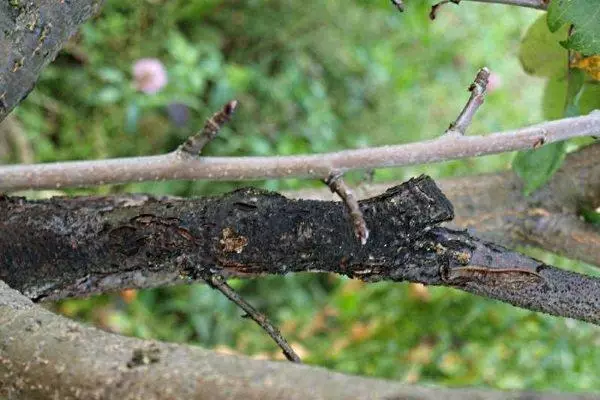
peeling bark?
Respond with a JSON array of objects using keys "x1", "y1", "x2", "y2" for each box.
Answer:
[
  {"x1": 292, "y1": 143, "x2": 600, "y2": 267},
  {"x1": 1, "y1": 175, "x2": 599, "y2": 324}
]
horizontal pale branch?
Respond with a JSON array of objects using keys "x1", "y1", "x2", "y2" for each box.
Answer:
[
  {"x1": 461, "y1": 0, "x2": 548, "y2": 10},
  {"x1": 0, "y1": 112, "x2": 599, "y2": 191},
  {"x1": 1, "y1": 176, "x2": 599, "y2": 325},
  {"x1": 0, "y1": 281, "x2": 588, "y2": 400}
]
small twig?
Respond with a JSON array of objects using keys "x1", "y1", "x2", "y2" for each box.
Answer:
[
  {"x1": 177, "y1": 100, "x2": 239, "y2": 156},
  {"x1": 206, "y1": 274, "x2": 301, "y2": 363},
  {"x1": 324, "y1": 171, "x2": 369, "y2": 245},
  {"x1": 390, "y1": 0, "x2": 405, "y2": 12},
  {"x1": 445, "y1": 67, "x2": 490, "y2": 136}
]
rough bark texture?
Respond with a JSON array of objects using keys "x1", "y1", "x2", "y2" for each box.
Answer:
[
  {"x1": 1, "y1": 175, "x2": 599, "y2": 325},
  {"x1": 292, "y1": 143, "x2": 600, "y2": 267},
  {"x1": 0, "y1": 0, "x2": 103, "y2": 122},
  {"x1": 1, "y1": 280, "x2": 592, "y2": 400}
]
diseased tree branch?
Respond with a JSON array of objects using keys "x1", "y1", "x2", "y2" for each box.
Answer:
[
  {"x1": 1, "y1": 176, "x2": 599, "y2": 325},
  {"x1": 291, "y1": 143, "x2": 600, "y2": 268},
  {"x1": 2, "y1": 280, "x2": 592, "y2": 400},
  {"x1": 0, "y1": 111, "x2": 599, "y2": 191}
]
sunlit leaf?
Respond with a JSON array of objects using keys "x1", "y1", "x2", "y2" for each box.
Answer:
[{"x1": 519, "y1": 15, "x2": 569, "y2": 77}]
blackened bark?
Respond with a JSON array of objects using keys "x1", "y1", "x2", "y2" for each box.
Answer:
[
  {"x1": 0, "y1": 0, "x2": 103, "y2": 122},
  {"x1": 291, "y1": 143, "x2": 600, "y2": 268},
  {"x1": 1, "y1": 176, "x2": 599, "y2": 324}
]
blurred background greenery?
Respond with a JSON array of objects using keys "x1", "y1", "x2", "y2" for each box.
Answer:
[{"x1": 3, "y1": 0, "x2": 600, "y2": 392}]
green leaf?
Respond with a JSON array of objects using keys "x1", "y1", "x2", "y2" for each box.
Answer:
[
  {"x1": 580, "y1": 206, "x2": 600, "y2": 225},
  {"x1": 516, "y1": 71, "x2": 584, "y2": 195},
  {"x1": 579, "y1": 83, "x2": 600, "y2": 113},
  {"x1": 512, "y1": 142, "x2": 567, "y2": 195},
  {"x1": 519, "y1": 15, "x2": 569, "y2": 77},
  {"x1": 564, "y1": 69, "x2": 585, "y2": 117},
  {"x1": 541, "y1": 78, "x2": 567, "y2": 119},
  {"x1": 547, "y1": 0, "x2": 600, "y2": 54}
]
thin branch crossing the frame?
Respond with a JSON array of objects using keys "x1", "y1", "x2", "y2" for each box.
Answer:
[
  {"x1": 1, "y1": 111, "x2": 599, "y2": 191},
  {"x1": 430, "y1": 0, "x2": 548, "y2": 19}
]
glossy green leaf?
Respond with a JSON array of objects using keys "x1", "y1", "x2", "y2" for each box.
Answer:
[
  {"x1": 513, "y1": 142, "x2": 567, "y2": 195},
  {"x1": 547, "y1": 0, "x2": 600, "y2": 54},
  {"x1": 519, "y1": 15, "x2": 569, "y2": 77}
]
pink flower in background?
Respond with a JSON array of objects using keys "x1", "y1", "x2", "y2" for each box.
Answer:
[
  {"x1": 486, "y1": 72, "x2": 503, "y2": 93},
  {"x1": 132, "y1": 58, "x2": 167, "y2": 94}
]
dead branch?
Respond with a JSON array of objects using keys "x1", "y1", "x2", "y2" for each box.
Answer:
[
  {"x1": 1, "y1": 176, "x2": 599, "y2": 325},
  {"x1": 290, "y1": 142, "x2": 600, "y2": 268}
]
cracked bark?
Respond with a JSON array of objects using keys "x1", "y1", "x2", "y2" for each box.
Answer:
[
  {"x1": 1, "y1": 175, "x2": 599, "y2": 399},
  {"x1": 1, "y1": 175, "x2": 598, "y2": 325},
  {"x1": 292, "y1": 143, "x2": 600, "y2": 268}
]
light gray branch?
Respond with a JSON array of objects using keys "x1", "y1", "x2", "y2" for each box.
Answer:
[
  {"x1": 461, "y1": 0, "x2": 548, "y2": 10},
  {"x1": 0, "y1": 281, "x2": 590, "y2": 400},
  {"x1": 1, "y1": 111, "x2": 599, "y2": 191}
]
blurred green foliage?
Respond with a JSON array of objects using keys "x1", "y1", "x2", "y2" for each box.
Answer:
[{"x1": 5, "y1": 0, "x2": 600, "y2": 393}]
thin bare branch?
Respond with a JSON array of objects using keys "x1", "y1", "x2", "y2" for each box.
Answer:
[
  {"x1": 177, "y1": 100, "x2": 238, "y2": 156},
  {"x1": 206, "y1": 274, "x2": 301, "y2": 363},
  {"x1": 1, "y1": 112, "x2": 598, "y2": 191},
  {"x1": 390, "y1": 0, "x2": 405, "y2": 12},
  {"x1": 446, "y1": 67, "x2": 490, "y2": 135},
  {"x1": 431, "y1": 0, "x2": 548, "y2": 19},
  {"x1": 324, "y1": 171, "x2": 369, "y2": 245}
]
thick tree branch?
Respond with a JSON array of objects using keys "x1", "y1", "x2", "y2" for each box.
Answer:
[
  {"x1": 291, "y1": 143, "x2": 600, "y2": 267},
  {"x1": 1, "y1": 176, "x2": 599, "y2": 325},
  {"x1": 1, "y1": 281, "x2": 591, "y2": 400},
  {"x1": 0, "y1": 0, "x2": 104, "y2": 123},
  {"x1": 0, "y1": 111, "x2": 599, "y2": 191}
]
